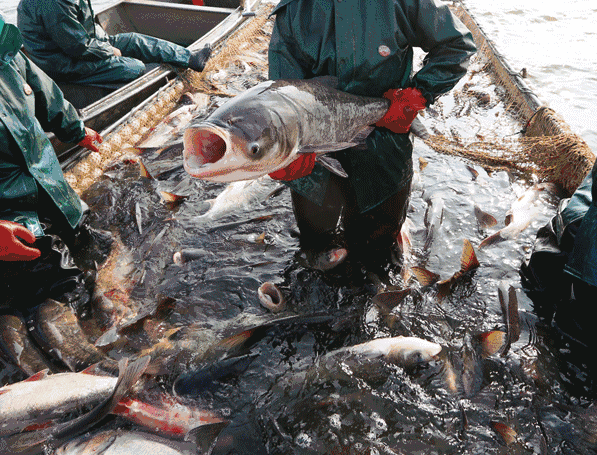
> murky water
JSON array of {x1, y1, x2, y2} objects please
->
[{"x1": 2, "y1": 1, "x2": 597, "y2": 454}]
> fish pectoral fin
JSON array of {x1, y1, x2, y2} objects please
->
[
  {"x1": 316, "y1": 155, "x2": 348, "y2": 178},
  {"x1": 298, "y1": 142, "x2": 357, "y2": 154}
]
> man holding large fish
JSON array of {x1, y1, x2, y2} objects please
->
[{"x1": 183, "y1": 0, "x2": 476, "y2": 274}]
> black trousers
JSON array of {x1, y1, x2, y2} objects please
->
[{"x1": 291, "y1": 172, "x2": 411, "y2": 271}]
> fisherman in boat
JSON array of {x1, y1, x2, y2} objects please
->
[
  {"x1": 267, "y1": 0, "x2": 476, "y2": 275},
  {"x1": 16, "y1": 0, "x2": 212, "y2": 85},
  {"x1": 1, "y1": 12, "x2": 111, "y2": 314},
  {"x1": 521, "y1": 160, "x2": 597, "y2": 350}
]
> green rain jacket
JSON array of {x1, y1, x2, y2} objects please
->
[
  {"x1": 0, "y1": 51, "x2": 85, "y2": 237},
  {"x1": 562, "y1": 161, "x2": 597, "y2": 287},
  {"x1": 17, "y1": 0, "x2": 116, "y2": 80},
  {"x1": 268, "y1": 0, "x2": 476, "y2": 212}
]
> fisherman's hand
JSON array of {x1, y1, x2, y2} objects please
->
[
  {"x1": 0, "y1": 220, "x2": 41, "y2": 261},
  {"x1": 112, "y1": 46, "x2": 122, "y2": 57},
  {"x1": 269, "y1": 153, "x2": 316, "y2": 181},
  {"x1": 78, "y1": 127, "x2": 103, "y2": 153},
  {"x1": 375, "y1": 87, "x2": 427, "y2": 134}
]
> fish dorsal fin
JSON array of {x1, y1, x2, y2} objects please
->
[
  {"x1": 372, "y1": 289, "x2": 410, "y2": 314},
  {"x1": 138, "y1": 159, "x2": 154, "y2": 179},
  {"x1": 24, "y1": 369, "x2": 50, "y2": 382},
  {"x1": 460, "y1": 239, "x2": 480, "y2": 272},
  {"x1": 309, "y1": 75, "x2": 339, "y2": 88},
  {"x1": 81, "y1": 362, "x2": 104, "y2": 375},
  {"x1": 411, "y1": 266, "x2": 440, "y2": 287}
]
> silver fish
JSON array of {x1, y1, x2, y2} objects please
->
[
  {"x1": 54, "y1": 425, "x2": 226, "y2": 455},
  {"x1": 195, "y1": 176, "x2": 279, "y2": 221},
  {"x1": 423, "y1": 192, "x2": 445, "y2": 254},
  {"x1": 0, "y1": 369, "x2": 118, "y2": 436},
  {"x1": 1, "y1": 356, "x2": 149, "y2": 453},
  {"x1": 480, "y1": 182, "x2": 562, "y2": 248},
  {"x1": 184, "y1": 76, "x2": 396, "y2": 182}
]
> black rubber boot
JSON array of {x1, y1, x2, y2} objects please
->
[{"x1": 188, "y1": 44, "x2": 212, "y2": 72}]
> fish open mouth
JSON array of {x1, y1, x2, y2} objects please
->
[{"x1": 183, "y1": 124, "x2": 229, "y2": 177}]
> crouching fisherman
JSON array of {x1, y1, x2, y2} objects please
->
[
  {"x1": 17, "y1": 0, "x2": 212, "y2": 85},
  {"x1": 521, "y1": 159, "x2": 597, "y2": 385},
  {"x1": 1, "y1": 13, "x2": 111, "y2": 321}
]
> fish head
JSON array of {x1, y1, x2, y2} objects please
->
[
  {"x1": 183, "y1": 98, "x2": 299, "y2": 182},
  {"x1": 384, "y1": 336, "x2": 443, "y2": 367}
]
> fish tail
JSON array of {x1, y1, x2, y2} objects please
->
[
  {"x1": 185, "y1": 420, "x2": 229, "y2": 453},
  {"x1": 52, "y1": 356, "x2": 150, "y2": 441},
  {"x1": 411, "y1": 266, "x2": 440, "y2": 287},
  {"x1": 460, "y1": 239, "x2": 480, "y2": 272}
]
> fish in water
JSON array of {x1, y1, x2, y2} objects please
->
[
  {"x1": 28, "y1": 299, "x2": 112, "y2": 372},
  {"x1": 272, "y1": 336, "x2": 444, "y2": 395},
  {"x1": 344, "y1": 336, "x2": 443, "y2": 367},
  {"x1": 423, "y1": 192, "x2": 445, "y2": 255},
  {"x1": 194, "y1": 176, "x2": 280, "y2": 221},
  {"x1": 183, "y1": 76, "x2": 428, "y2": 182},
  {"x1": 0, "y1": 356, "x2": 145, "y2": 437},
  {"x1": 258, "y1": 281, "x2": 286, "y2": 313},
  {"x1": 474, "y1": 204, "x2": 497, "y2": 229},
  {"x1": 0, "y1": 314, "x2": 58, "y2": 376},
  {"x1": 113, "y1": 393, "x2": 227, "y2": 438},
  {"x1": 54, "y1": 424, "x2": 228, "y2": 455},
  {"x1": 412, "y1": 239, "x2": 480, "y2": 301},
  {"x1": 0, "y1": 356, "x2": 149, "y2": 453},
  {"x1": 479, "y1": 182, "x2": 562, "y2": 248}
]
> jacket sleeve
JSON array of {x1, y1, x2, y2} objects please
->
[
  {"x1": 41, "y1": 0, "x2": 114, "y2": 61},
  {"x1": 397, "y1": 0, "x2": 477, "y2": 104},
  {"x1": 23, "y1": 53, "x2": 86, "y2": 144},
  {"x1": 268, "y1": 7, "x2": 309, "y2": 80}
]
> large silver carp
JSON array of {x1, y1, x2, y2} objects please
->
[{"x1": 183, "y1": 77, "x2": 410, "y2": 182}]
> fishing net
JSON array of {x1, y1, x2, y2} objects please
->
[
  {"x1": 65, "y1": 1, "x2": 594, "y2": 198},
  {"x1": 426, "y1": 4, "x2": 595, "y2": 196}
]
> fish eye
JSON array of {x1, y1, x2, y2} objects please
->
[{"x1": 249, "y1": 143, "x2": 260, "y2": 155}]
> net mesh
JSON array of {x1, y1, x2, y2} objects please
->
[{"x1": 65, "y1": 1, "x2": 594, "y2": 198}]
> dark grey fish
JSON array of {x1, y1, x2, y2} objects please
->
[
  {"x1": 184, "y1": 76, "x2": 411, "y2": 182},
  {"x1": 28, "y1": 299, "x2": 112, "y2": 372},
  {"x1": 0, "y1": 314, "x2": 58, "y2": 376}
]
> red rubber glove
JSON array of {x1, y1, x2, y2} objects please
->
[
  {"x1": 375, "y1": 87, "x2": 427, "y2": 134},
  {"x1": 78, "y1": 127, "x2": 103, "y2": 153},
  {"x1": 0, "y1": 220, "x2": 41, "y2": 261},
  {"x1": 269, "y1": 153, "x2": 316, "y2": 181}
]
